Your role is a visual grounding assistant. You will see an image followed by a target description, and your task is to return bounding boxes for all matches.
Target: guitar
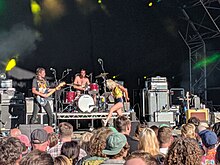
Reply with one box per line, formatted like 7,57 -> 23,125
36,82 -> 66,106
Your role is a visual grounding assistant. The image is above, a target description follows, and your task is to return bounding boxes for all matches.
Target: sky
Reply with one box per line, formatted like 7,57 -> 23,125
0,0 -> 220,105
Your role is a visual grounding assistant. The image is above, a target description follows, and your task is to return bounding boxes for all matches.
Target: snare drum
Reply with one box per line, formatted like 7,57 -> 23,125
89,83 -> 99,95
77,94 -> 95,112
65,91 -> 76,103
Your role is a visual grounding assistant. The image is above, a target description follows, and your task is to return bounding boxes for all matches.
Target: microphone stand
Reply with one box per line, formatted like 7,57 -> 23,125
99,60 -> 108,111
51,70 -> 58,128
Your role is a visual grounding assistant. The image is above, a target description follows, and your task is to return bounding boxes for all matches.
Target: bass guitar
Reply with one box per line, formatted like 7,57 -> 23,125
36,82 -> 66,106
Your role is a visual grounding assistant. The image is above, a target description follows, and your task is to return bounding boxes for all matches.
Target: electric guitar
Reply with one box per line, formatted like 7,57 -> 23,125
36,82 -> 66,106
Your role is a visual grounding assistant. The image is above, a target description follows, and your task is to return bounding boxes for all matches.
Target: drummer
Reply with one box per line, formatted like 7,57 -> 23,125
73,69 -> 90,96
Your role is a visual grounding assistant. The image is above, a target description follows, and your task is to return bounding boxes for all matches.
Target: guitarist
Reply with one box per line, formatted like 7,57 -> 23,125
30,67 -> 53,126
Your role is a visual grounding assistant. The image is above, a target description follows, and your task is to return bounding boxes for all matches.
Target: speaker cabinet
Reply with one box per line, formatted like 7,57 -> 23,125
25,97 -> 54,113
0,104 -> 26,130
147,90 -> 169,121
154,111 -> 175,126
19,124 -> 44,140
26,113 -> 56,125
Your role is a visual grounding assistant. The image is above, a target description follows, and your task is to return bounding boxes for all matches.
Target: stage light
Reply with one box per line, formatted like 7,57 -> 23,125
30,0 -> 41,26
144,76 -> 147,79
194,53 -> 220,69
5,59 -> 16,71
113,76 -> 116,79
98,0 -> 102,4
31,0 -> 41,14
146,0 -> 161,8
148,2 -> 153,7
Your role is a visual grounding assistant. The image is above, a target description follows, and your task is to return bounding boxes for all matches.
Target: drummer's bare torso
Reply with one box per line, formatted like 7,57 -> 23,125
74,76 -> 90,88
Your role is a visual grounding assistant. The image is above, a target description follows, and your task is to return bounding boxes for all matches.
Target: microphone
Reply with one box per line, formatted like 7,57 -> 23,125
98,58 -> 103,64
50,67 -> 56,71
67,68 -> 72,72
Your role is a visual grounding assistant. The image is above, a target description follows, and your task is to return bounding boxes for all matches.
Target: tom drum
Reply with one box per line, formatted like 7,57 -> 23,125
89,83 -> 99,95
65,91 -> 76,103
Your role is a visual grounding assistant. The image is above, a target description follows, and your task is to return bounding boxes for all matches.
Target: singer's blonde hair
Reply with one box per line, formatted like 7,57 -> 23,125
106,79 -> 117,90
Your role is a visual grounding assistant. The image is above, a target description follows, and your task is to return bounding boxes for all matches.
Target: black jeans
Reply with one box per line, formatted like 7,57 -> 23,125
30,99 -> 53,126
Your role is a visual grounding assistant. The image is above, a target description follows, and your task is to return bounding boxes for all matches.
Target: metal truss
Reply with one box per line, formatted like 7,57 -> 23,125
56,112 -> 131,120
178,0 -> 220,102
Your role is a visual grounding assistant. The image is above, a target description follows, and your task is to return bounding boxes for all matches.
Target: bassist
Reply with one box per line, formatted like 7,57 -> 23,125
30,67 -> 53,126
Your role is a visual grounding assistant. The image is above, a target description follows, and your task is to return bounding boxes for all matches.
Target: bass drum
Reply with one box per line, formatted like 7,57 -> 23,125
77,94 -> 95,113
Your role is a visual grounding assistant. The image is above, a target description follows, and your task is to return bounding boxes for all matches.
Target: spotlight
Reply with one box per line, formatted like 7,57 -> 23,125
146,0 -> 161,8
98,0 -> 102,4
148,2 -> 153,7
30,0 -> 41,14
5,59 -> 16,71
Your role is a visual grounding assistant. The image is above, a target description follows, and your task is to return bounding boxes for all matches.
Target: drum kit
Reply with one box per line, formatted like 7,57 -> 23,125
60,73 -> 110,113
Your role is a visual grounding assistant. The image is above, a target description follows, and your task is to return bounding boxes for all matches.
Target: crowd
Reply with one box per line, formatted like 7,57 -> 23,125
0,116 -> 220,165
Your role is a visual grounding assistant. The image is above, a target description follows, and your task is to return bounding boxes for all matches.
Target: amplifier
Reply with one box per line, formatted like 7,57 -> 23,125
150,77 -> 167,82
0,79 -> 12,88
26,113 -> 56,125
154,111 -> 175,126
210,112 -> 220,124
25,97 -> 54,113
0,104 -> 26,130
186,109 -> 209,122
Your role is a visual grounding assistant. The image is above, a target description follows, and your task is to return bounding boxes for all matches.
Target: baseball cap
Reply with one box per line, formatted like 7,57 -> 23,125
31,129 -> 48,144
43,126 -> 54,134
102,132 -> 127,155
199,129 -> 217,148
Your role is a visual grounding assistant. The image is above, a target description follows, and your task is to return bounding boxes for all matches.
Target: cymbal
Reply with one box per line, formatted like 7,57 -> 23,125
95,73 -> 109,78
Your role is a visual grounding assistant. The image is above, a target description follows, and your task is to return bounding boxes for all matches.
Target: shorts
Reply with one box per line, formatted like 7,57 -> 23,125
115,97 -> 123,103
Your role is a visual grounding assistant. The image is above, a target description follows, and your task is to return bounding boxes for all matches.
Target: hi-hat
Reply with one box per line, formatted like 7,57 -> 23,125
95,73 -> 108,78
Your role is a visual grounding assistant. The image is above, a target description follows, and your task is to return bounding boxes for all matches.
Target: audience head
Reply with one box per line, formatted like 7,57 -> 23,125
150,125 -> 159,136
0,137 -> 23,165
79,132 -> 93,153
157,126 -> 173,147
31,129 -> 49,151
54,155 -> 72,165
102,132 -> 129,159
199,129 -> 217,149
58,122 -> 73,139
48,132 -> 59,148
125,151 -> 158,165
197,122 -> 209,133
138,127 -> 160,156
165,138 -> 202,165
88,127 -> 113,157
61,141 -> 80,165
134,123 -> 147,141
43,126 -> 54,134
16,134 -> 31,154
115,116 -> 131,135
10,128 -> 21,137
212,122 -> 220,138
20,149 -> 54,165
181,123 -> 196,139
188,117 -> 200,128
